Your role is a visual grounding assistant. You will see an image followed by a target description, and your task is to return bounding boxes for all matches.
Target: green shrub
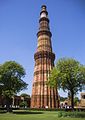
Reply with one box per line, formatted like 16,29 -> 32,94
19,101 -> 27,108
0,110 -> 7,113
58,111 -> 63,117
58,111 -> 85,118
13,110 -> 43,114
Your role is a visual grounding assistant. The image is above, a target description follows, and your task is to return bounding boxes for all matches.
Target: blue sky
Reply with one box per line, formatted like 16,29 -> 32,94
0,0 -> 85,98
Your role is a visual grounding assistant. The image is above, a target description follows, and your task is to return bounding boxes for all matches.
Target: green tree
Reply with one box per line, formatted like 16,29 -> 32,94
0,83 -> 3,95
20,93 -> 30,98
59,96 -> 67,102
19,101 -> 28,108
0,61 -> 28,112
74,97 -> 79,106
48,58 -> 85,109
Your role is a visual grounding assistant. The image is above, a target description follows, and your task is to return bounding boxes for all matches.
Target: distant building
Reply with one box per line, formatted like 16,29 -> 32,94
60,98 -> 71,108
59,92 -> 85,108
79,92 -> 85,107
0,95 -> 30,108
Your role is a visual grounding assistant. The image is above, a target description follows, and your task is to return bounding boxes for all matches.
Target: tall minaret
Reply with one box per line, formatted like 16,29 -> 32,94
31,5 -> 58,108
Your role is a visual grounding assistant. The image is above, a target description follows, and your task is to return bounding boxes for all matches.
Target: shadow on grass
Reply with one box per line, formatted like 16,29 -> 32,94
13,111 -> 44,115
0,111 -> 7,114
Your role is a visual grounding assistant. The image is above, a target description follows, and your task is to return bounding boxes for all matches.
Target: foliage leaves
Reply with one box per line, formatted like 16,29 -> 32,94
0,61 -> 28,98
20,93 -> 30,98
49,58 -> 85,93
48,58 -> 85,108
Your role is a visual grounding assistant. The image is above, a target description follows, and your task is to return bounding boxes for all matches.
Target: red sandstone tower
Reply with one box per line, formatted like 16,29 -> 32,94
31,5 -> 58,108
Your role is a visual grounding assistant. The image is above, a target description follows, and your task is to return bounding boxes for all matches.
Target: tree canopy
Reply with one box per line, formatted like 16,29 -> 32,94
48,58 -> 85,109
20,93 -> 30,98
0,61 -> 28,111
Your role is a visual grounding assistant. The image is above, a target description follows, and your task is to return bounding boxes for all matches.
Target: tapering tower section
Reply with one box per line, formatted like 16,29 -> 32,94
31,5 -> 58,108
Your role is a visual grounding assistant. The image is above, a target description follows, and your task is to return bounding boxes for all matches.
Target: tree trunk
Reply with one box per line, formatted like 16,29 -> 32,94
71,91 -> 74,110
6,97 -> 12,112
56,88 -> 59,108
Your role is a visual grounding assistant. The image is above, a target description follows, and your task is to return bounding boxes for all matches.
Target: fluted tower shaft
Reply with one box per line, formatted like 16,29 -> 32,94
31,5 -> 58,108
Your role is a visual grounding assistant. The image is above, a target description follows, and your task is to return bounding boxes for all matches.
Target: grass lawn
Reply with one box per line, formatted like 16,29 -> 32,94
0,111 -> 85,120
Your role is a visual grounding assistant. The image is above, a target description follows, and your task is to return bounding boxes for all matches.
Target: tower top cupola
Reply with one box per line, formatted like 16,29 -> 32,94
37,5 -> 51,38
40,5 -> 48,18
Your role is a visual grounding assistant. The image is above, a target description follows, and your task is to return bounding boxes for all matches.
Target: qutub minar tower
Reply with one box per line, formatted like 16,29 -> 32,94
31,5 -> 58,108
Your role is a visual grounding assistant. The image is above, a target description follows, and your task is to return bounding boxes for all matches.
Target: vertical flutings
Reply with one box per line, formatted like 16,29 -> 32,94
31,5 -> 58,108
